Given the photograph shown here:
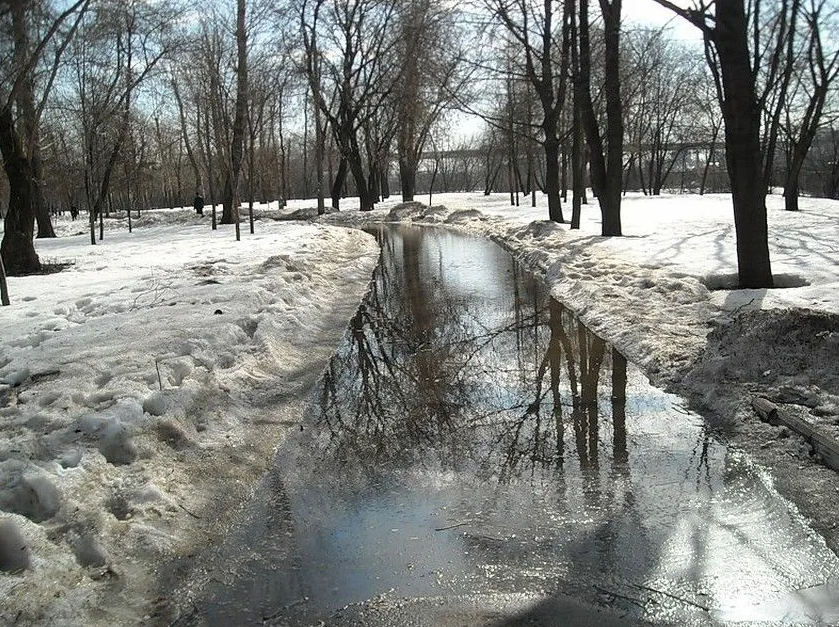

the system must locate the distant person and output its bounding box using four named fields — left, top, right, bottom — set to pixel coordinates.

left=70, top=204, right=79, bottom=221
left=193, top=193, right=204, bottom=216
